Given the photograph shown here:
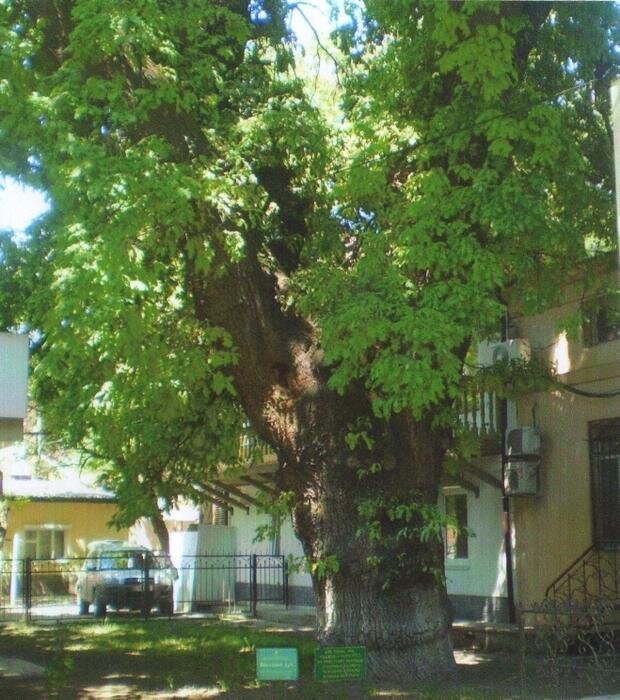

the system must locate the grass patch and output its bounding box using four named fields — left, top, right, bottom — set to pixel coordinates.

left=1, top=616, right=619, bottom=698
left=0, top=617, right=327, bottom=697
left=0, top=617, right=495, bottom=698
